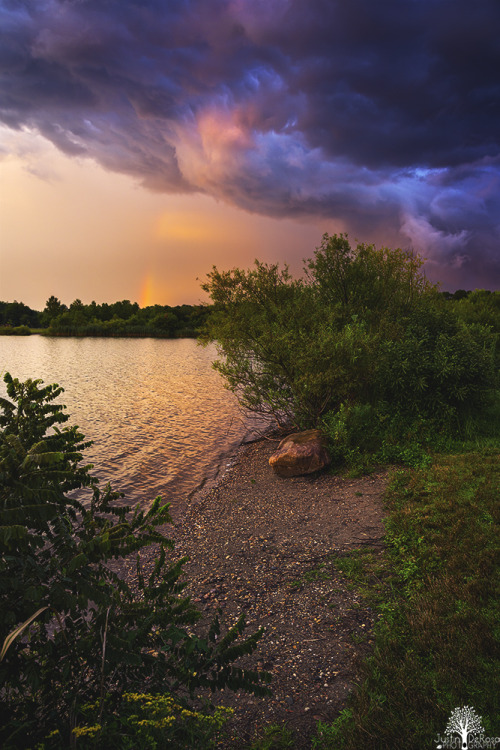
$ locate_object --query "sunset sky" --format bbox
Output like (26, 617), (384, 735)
(1, 0), (499, 310)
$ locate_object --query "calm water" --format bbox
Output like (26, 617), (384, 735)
(0, 336), (262, 518)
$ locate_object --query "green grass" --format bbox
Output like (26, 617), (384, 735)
(289, 562), (332, 590)
(313, 439), (500, 749)
(247, 724), (296, 750)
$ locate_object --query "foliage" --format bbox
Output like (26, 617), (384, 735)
(311, 440), (500, 749)
(447, 289), (500, 333)
(0, 374), (270, 749)
(246, 723), (296, 750)
(202, 261), (312, 425)
(43, 299), (209, 338)
(304, 232), (431, 322)
(312, 710), (354, 750)
(0, 301), (41, 328)
(0, 324), (33, 336)
(450, 289), (500, 371)
(376, 305), (497, 421)
(37, 693), (234, 749)
(202, 234), (498, 464)
(0, 297), (211, 338)
(41, 296), (68, 326)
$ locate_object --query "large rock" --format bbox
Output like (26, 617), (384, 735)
(269, 429), (331, 478)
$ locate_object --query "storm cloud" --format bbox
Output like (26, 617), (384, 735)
(1, 0), (499, 287)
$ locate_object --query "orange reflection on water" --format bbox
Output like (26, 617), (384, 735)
(0, 336), (266, 520)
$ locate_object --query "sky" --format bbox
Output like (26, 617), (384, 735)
(1, 0), (499, 310)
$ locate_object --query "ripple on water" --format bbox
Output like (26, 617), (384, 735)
(0, 336), (268, 519)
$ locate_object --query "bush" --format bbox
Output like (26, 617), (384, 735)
(0, 324), (32, 335)
(41, 693), (234, 749)
(202, 234), (498, 465)
(376, 307), (497, 424)
(0, 373), (270, 748)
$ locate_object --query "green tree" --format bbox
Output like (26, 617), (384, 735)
(201, 234), (497, 453)
(41, 296), (67, 327)
(306, 233), (433, 324)
(201, 235), (436, 427)
(110, 299), (140, 320)
(0, 301), (40, 328)
(0, 374), (270, 748)
(151, 310), (179, 336)
(201, 261), (314, 425)
(453, 289), (500, 335)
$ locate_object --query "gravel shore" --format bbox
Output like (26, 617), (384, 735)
(165, 435), (389, 747)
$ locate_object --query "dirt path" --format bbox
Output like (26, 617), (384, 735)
(170, 436), (388, 747)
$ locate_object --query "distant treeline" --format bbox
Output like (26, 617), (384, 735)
(0, 296), (211, 337)
(1, 289), (499, 338)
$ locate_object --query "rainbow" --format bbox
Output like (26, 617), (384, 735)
(139, 272), (155, 308)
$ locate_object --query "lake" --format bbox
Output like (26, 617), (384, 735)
(0, 336), (265, 519)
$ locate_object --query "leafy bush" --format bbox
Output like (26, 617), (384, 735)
(201, 234), (441, 429)
(0, 373), (270, 749)
(202, 234), (498, 466)
(0, 324), (32, 335)
(376, 307), (497, 424)
(38, 693), (235, 749)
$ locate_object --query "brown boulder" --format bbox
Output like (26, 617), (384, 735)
(269, 429), (331, 478)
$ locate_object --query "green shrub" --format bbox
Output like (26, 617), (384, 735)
(0, 373), (270, 749)
(0, 324), (32, 335)
(35, 692), (234, 749)
(248, 723), (296, 750)
(376, 307), (497, 425)
(202, 233), (498, 467)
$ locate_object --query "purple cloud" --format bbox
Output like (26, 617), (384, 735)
(1, 0), (499, 288)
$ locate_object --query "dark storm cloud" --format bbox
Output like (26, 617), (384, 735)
(1, 0), (499, 287)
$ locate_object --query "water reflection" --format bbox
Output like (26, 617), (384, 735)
(0, 336), (261, 518)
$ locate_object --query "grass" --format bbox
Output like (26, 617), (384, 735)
(313, 438), (500, 749)
(289, 562), (332, 590)
(247, 724), (296, 750)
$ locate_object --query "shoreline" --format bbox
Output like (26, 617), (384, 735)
(0, 328), (200, 339)
(183, 425), (278, 510)
(160, 436), (389, 747)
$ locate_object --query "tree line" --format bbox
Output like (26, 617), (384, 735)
(2, 287), (499, 342)
(0, 297), (211, 338)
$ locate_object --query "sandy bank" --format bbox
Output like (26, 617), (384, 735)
(166, 435), (389, 747)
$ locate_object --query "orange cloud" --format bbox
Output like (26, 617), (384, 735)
(153, 206), (237, 244)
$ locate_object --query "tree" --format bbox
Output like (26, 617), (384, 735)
(110, 299), (139, 320)
(201, 234), (439, 427)
(65, 298), (92, 328)
(0, 301), (40, 328)
(201, 234), (498, 459)
(452, 290), (500, 366)
(151, 310), (179, 336)
(444, 706), (485, 749)
(41, 295), (67, 326)
(201, 261), (314, 426)
(0, 373), (270, 748)
(305, 233), (433, 323)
